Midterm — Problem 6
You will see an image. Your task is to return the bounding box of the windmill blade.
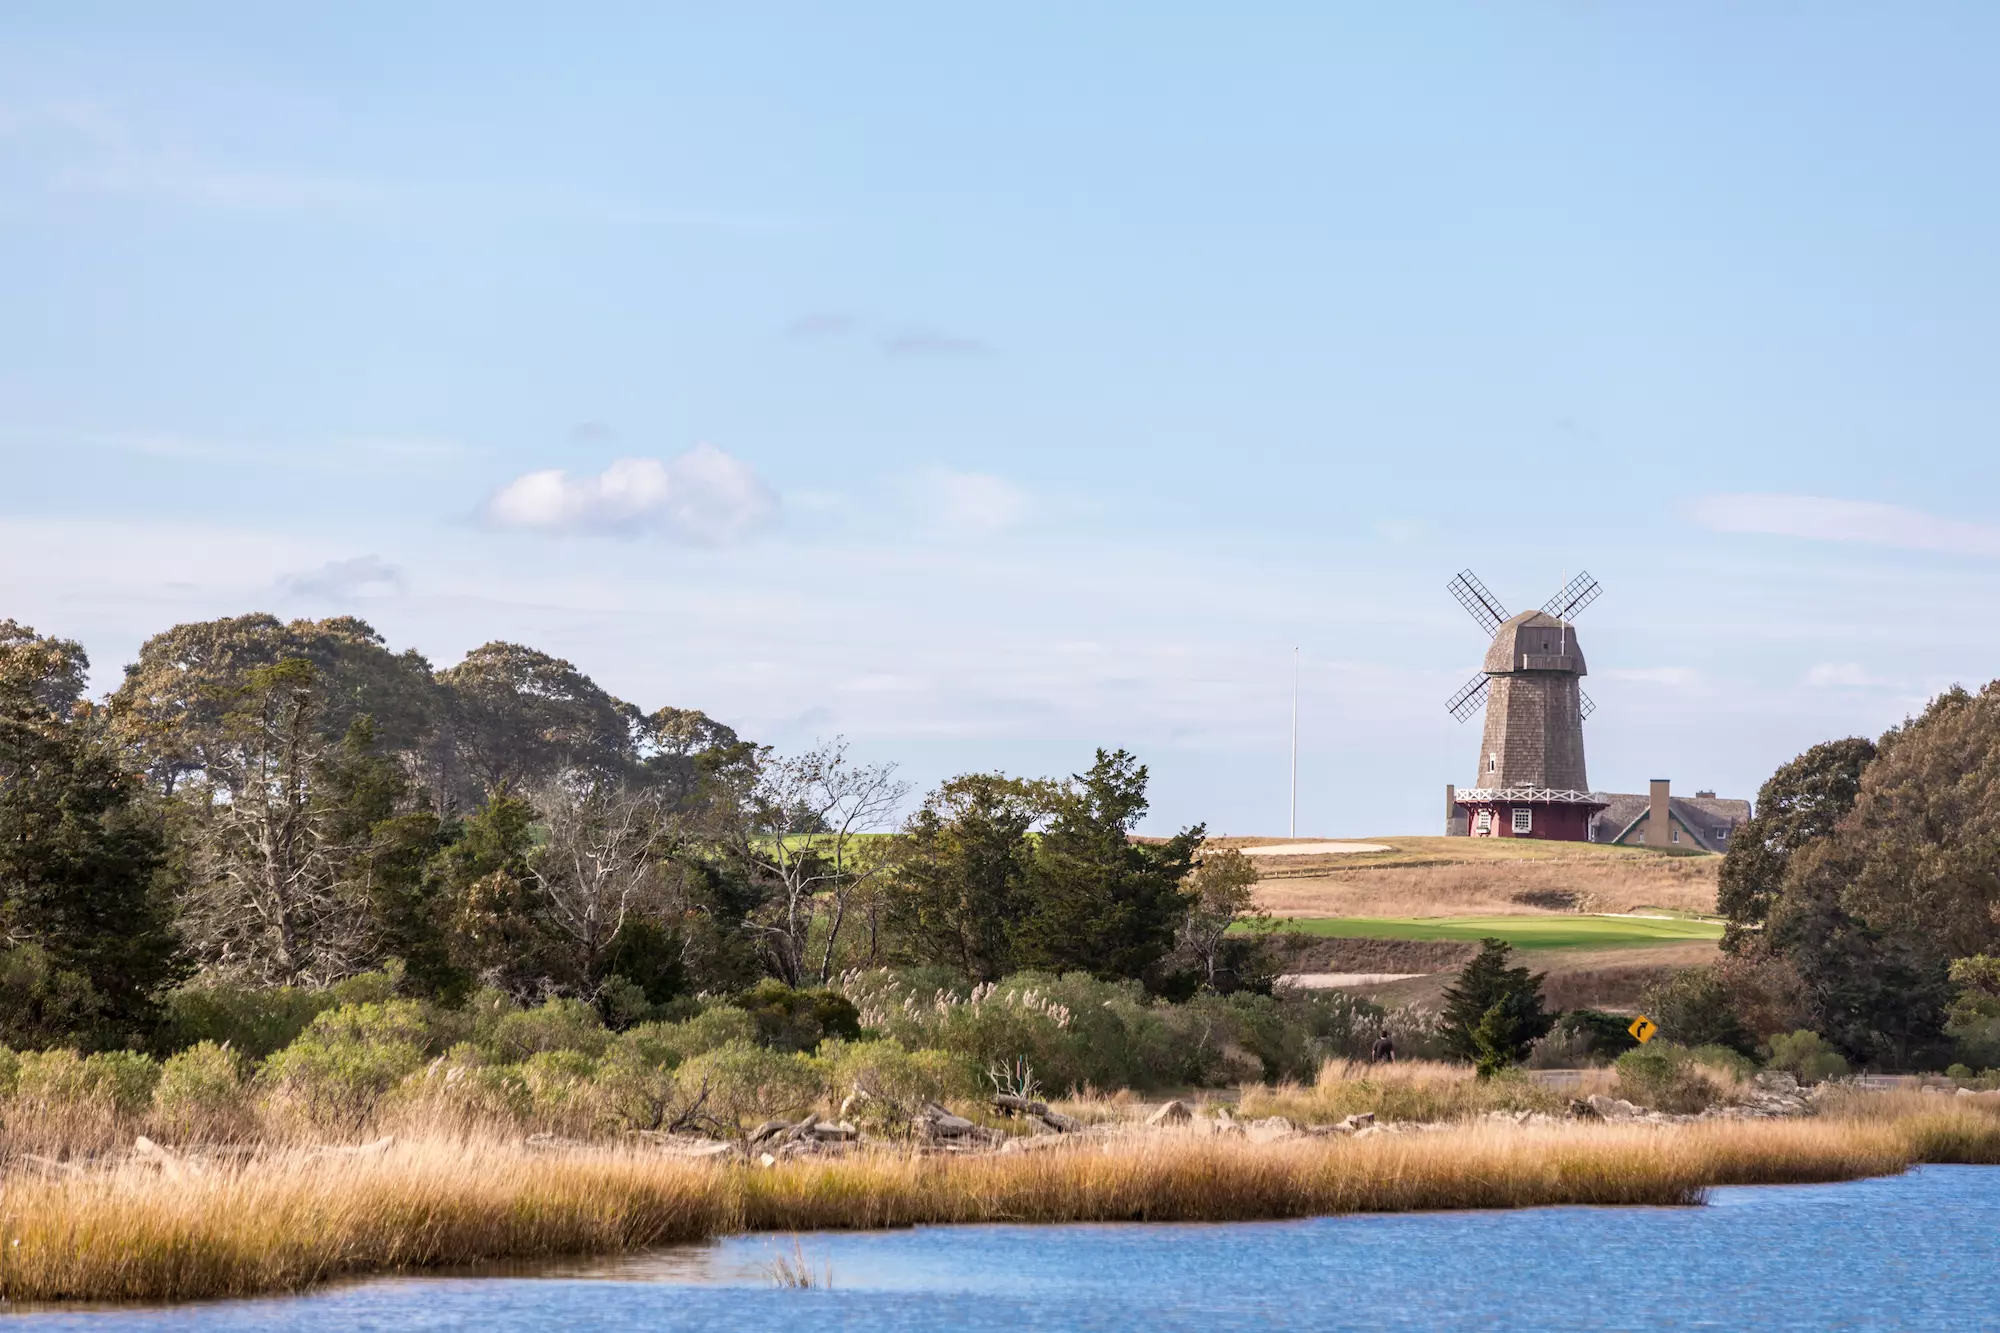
[1579,689,1597,720]
[1447,570,1509,637]
[1447,673,1490,722]
[1542,571,1602,622]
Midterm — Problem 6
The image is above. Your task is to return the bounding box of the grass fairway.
[1273,914,1724,950]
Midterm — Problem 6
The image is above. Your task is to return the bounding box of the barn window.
[1512,808,1533,834]
[1475,810,1493,833]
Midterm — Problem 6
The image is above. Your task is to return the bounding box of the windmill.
[1442,569,1608,841]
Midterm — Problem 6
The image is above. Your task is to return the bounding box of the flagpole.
[1289,647,1299,839]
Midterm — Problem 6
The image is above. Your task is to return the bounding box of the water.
[12,1166,2000,1330]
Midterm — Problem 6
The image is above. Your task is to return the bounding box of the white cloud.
[913,469,1030,536]
[1802,662,1902,690]
[280,555,405,599]
[1691,493,2000,558]
[484,445,777,544]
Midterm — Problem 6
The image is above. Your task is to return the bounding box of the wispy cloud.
[1604,667,1700,688]
[881,327,990,357]
[1691,493,2000,558]
[14,427,475,475]
[484,445,778,544]
[280,555,405,599]
[782,312,992,357]
[912,469,1029,536]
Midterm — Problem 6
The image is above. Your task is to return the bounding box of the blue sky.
[5,3,2000,835]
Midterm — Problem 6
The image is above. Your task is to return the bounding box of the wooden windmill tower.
[1443,570,1607,841]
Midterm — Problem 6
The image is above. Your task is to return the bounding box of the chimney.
[1445,784,1460,836]
[1648,778,1671,848]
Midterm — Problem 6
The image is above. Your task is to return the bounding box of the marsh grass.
[763,1237,831,1288]
[3,1101,1994,1304]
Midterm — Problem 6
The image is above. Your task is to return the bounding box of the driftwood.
[992,1093,1082,1135]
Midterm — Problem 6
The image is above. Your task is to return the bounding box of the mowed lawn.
[1271,914,1724,950]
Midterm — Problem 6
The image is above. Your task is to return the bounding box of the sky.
[6,3,2000,836]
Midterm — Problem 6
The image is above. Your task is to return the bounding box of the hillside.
[1219,835,1721,919]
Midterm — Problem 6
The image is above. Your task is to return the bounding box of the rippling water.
[12,1166,2000,1330]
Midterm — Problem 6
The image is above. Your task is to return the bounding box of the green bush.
[260,1003,433,1131]
[1614,1043,1717,1113]
[1688,1044,1758,1082]
[0,944,109,1050]
[0,1045,19,1099]
[162,984,336,1059]
[386,1045,529,1128]
[675,1039,824,1134]
[1765,1030,1850,1084]
[821,1039,975,1132]
[736,980,863,1053]
[484,998,610,1061]
[608,1007,756,1071]
[1638,967,1754,1055]
[518,1049,603,1129]
[13,1048,160,1116]
[152,1041,250,1139]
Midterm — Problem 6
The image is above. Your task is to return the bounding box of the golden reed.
[1,1101,1993,1304]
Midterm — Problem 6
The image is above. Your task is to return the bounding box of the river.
[11,1166,1998,1330]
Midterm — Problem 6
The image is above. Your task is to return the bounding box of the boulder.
[1147,1100,1193,1126]
[1753,1070,1801,1095]
[1586,1095,1639,1120]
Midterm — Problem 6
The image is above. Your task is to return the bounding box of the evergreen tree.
[0,623,179,1044]
[884,773,1045,981]
[1439,938,1551,1066]
[1011,750,1202,985]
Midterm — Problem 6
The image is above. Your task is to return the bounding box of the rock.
[1353,1125,1385,1139]
[1586,1095,1639,1120]
[809,1121,858,1141]
[1339,1112,1376,1132]
[1567,1098,1601,1120]
[1753,1071,1800,1095]
[758,1152,778,1168]
[1147,1100,1193,1126]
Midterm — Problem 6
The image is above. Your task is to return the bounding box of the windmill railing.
[1454,787,1608,805]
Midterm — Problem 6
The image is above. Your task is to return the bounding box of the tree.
[1718,737,1875,949]
[1011,749,1203,985]
[527,780,679,987]
[1637,966,1754,1054]
[108,614,437,798]
[437,642,636,798]
[883,773,1047,981]
[1177,847,1268,991]
[729,740,909,986]
[0,622,178,1043]
[1439,938,1551,1067]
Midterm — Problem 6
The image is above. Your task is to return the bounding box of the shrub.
[518,1049,603,1131]
[675,1040,824,1135]
[1614,1044,1717,1113]
[821,1039,975,1132]
[1688,1044,1758,1083]
[1765,1030,1850,1084]
[384,1046,529,1130]
[14,1048,160,1117]
[162,985,336,1059]
[1639,967,1754,1055]
[152,1041,251,1141]
[607,1007,756,1071]
[0,1045,19,1099]
[260,1003,432,1132]
[0,944,109,1050]
[1439,940,1552,1067]
[484,999,610,1061]
[736,980,862,1053]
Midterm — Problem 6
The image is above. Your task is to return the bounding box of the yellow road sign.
[1628,1015,1658,1044]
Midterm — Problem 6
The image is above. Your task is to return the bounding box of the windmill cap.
[1483,610,1588,676]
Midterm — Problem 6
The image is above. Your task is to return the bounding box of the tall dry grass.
[1239,1058,1613,1123]
[5,1100,1996,1304]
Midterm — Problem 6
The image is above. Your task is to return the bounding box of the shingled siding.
[1474,672,1588,791]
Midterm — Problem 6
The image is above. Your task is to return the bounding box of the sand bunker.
[1238,841,1392,857]
[1279,972,1426,989]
